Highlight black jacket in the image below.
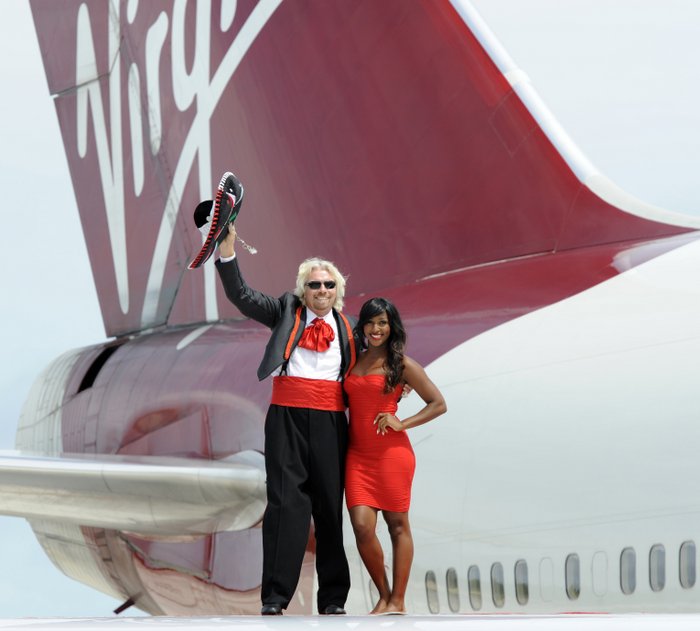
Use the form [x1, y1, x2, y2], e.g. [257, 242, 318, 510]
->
[216, 258, 357, 381]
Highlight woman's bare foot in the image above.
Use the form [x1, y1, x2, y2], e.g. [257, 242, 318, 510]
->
[369, 598, 389, 615]
[383, 600, 406, 615]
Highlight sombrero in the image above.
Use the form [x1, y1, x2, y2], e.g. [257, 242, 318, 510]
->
[188, 171, 244, 269]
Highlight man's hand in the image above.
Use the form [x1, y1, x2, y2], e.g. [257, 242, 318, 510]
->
[219, 223, 236, 258]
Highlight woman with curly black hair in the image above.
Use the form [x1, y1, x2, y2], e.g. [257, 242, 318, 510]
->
[344, 297, 446, 615]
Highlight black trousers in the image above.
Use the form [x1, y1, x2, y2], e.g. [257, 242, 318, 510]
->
[261, 404, 350, 610]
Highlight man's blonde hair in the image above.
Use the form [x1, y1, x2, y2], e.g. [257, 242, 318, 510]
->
[294, 257, 347, 312]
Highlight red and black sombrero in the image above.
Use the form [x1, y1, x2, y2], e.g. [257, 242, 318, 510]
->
[188, 171, 244, 269]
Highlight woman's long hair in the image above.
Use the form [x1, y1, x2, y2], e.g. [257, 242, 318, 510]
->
[355, 297, 407, 393]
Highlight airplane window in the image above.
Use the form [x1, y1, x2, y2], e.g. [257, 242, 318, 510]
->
[620, 547, 636, 594]
[649, 544, 665, 592]
[491, 563, 505, 608]
[468, 565, 482, 611]
[565, 553, 580, 600]
[425, 570, 440, 614]
[680, 541, 696, 589]
[514, 560, 529, 605]
[446, 567, 460, 612]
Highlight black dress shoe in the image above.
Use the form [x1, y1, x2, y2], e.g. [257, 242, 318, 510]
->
[321, 604, 346, 615]
[261, 603, 283, 615]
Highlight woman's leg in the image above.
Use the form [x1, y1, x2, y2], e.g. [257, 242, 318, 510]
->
[349, 505, 390, 613]
[382, 510, 413, 613]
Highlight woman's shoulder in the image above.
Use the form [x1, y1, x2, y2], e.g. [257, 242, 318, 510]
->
[401, 354, 421, 370]
[401, 355, 427, 380]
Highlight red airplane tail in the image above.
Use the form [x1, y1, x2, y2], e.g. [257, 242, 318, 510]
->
[30, 0, 698, 338]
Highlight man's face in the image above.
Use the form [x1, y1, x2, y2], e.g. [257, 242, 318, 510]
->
[304, 269, 337, 316]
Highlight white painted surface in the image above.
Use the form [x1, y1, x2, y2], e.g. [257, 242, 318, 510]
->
[1, 614, 700, 630]
[376, 236, 700, 613]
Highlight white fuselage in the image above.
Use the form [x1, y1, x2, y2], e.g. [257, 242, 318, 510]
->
[343, 237, 700, 615]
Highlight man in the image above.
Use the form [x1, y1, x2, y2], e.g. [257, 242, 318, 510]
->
[216, 224, 357, 616]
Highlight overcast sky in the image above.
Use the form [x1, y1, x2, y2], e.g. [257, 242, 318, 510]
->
[0, 0, 699, 619]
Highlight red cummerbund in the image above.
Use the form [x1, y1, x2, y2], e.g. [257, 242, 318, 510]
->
[271, 376, 345, 412]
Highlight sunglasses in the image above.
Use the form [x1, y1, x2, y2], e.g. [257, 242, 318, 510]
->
[305, 280, 337, 290]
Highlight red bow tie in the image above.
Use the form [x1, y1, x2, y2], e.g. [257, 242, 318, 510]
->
[298, 317, 335, 352]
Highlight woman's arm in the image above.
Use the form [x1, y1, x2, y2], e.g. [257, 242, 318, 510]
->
[375, 356, 447, 434]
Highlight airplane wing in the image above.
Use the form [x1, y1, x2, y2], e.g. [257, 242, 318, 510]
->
[0, 450, 265, 537]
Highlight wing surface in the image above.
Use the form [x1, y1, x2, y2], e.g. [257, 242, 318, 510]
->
[0, 450, 265, 537]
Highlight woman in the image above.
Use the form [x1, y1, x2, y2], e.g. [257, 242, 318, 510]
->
[344, 297, 447, 615]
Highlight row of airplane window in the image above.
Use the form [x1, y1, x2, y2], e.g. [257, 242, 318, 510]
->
[424, 540, 697, 613]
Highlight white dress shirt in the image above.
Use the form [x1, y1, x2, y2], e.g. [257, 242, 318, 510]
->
[275, 310, 342, 381]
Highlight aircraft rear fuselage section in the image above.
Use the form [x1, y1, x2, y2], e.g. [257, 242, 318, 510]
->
[14, 231, 700, 614]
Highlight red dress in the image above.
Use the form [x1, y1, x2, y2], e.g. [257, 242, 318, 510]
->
[344, 374, 416, 512]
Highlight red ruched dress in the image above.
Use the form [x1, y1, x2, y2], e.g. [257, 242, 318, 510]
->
[344, 374, 416, 512]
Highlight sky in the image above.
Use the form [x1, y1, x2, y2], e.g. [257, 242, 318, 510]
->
[0, 0, 699, 620]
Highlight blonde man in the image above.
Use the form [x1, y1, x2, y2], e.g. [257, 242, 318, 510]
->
[216, 225, 357, 616]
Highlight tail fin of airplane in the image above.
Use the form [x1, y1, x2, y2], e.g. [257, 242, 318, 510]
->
[30, 0, 699, 338]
